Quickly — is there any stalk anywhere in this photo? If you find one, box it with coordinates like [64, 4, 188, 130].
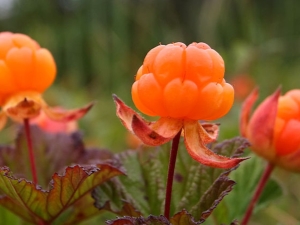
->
[23, 118, 38, 184]
[164, 130, 182, 219]
[241, 162, 274, 225]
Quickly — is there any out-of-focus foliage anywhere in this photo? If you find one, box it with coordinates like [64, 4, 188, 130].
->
[1, 0, 300, 149]
[1, 0, 299, 92]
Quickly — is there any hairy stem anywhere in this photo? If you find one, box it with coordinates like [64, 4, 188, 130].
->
[164, 130, 182, 219]
[24, 118, 38, 184]
[241, 162, 274, 225]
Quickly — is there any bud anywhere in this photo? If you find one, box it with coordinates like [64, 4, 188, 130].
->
[240, 88, 300, 172]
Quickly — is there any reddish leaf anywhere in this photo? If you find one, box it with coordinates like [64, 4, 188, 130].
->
[184, 120, 248, 168]
[107, 217, 135, 225]
[0, 167, 48, 222]
[106, 211, 199, 225]
[106, 215, 171, 225]
[0, 164, 123, 223]
[0, 125, 114, 188]
[98, 201, 142, 217]
[229, 220, 239, 225]
[170, 210, 198, 225]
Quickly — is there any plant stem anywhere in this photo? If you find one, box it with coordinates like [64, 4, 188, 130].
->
[24, 118, 38, 184]
[241, 162, 274, 225]
[164, 129, 182, 220]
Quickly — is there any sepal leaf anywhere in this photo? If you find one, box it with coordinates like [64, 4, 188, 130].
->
[113, 94, 143, 132]
[43, 101, 94, 122]
[113, 95, 182, 146]
[2, 92, 45, 122]
[184, 120, 248, 168]
[200, 123, 219, 144]
[131, 115, 182, 146]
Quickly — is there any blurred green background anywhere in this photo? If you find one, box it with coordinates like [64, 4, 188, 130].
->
[1, 0, 300, 224]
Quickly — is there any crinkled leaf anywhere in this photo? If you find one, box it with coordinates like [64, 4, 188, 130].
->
[106, 215, 170, 225]
[223, 220, 239, 225]
[190, 169, 236, 222]
[99, 201, 142, 217]
[93, 151, 148, 216]
[0, 125, 113, 188]
[170, 210, 198, 225]
[93, 137, 249, 223]
[0, 164, 123, 224]
[93, 180, 142, 217]
[106, 210, 200, 225]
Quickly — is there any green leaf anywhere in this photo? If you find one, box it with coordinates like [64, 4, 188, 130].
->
[93, 137, 249, 223]
[0, 203, 23, 225]
[258, 178, 282, 208]
[214, 154, 283, 224]
[0, 164, 123, 224]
